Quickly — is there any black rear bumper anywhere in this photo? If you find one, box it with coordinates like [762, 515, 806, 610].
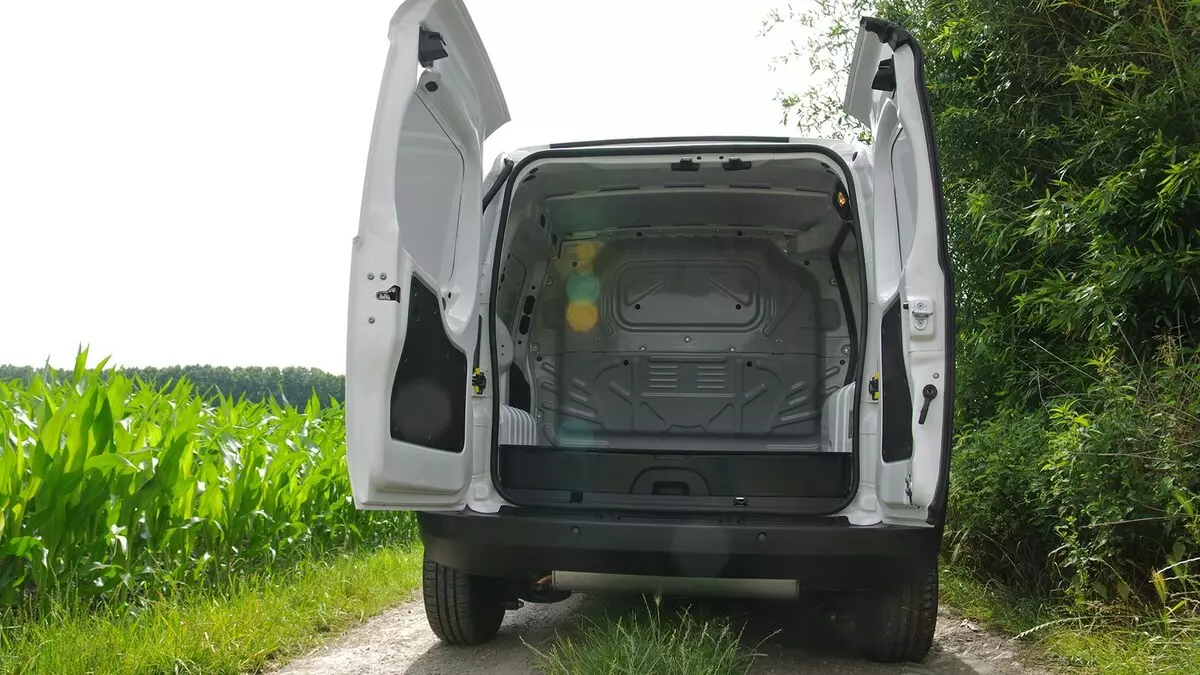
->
[419, 509, 941, 591]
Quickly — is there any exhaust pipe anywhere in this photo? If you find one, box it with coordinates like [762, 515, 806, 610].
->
[550, 571, 798, 599]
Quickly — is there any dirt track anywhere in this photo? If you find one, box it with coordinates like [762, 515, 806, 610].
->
[278, 594, 1049, 675]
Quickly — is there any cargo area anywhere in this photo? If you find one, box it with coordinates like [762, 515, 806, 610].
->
[491, 149, 864, 511]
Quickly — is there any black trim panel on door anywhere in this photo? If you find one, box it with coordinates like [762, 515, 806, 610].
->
[389, 276, 467, 452]
[880, 299, 913, 462]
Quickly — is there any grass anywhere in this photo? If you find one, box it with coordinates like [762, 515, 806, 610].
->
[528, 596, 762, 675]
[0, 355, 415, 610]
[0, 546, 422, 675]
[941, 565, 1200, 675]
[530, 568, 1199, 675]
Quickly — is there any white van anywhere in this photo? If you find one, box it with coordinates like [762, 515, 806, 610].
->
[345, 0, 953, 663]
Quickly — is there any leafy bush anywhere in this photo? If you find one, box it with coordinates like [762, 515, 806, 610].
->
[893, 0, 1200, 420]
[768, 0, 1200, 629]
[898, 0, 1200, 615]
[948, 341, 1200, 611]
[0, 352, 411, 611]
[945, 410, 1056, 589]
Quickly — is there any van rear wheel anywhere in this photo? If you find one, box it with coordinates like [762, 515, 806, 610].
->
[422, 557, 506, 645]
[857, 567, 938, 663]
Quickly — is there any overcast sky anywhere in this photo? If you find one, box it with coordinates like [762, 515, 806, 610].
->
[0, 1, 810, 373]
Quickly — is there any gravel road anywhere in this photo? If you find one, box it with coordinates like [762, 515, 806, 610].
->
[278, 593, 1048, 675]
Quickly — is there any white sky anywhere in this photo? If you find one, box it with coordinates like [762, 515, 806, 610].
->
[0, 1, 809, 374]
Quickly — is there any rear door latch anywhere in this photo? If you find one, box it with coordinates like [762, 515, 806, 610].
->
[909, 297, 934, 332]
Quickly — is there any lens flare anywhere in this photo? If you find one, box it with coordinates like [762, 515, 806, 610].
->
[557, 418, 596, 444]
[566, 300, 599, 332]
[573, 241, 599, 263]
[569, 241, 600, 273]
[565, 273, 601, 303]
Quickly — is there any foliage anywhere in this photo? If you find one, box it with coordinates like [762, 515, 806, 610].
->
[769, 0, 1200, 408]
[940, 565, 1200, 675]
[894, 0, 1200, 422]
[761, 0, 872, 140]
[0, 351, 411, 611]
[897, 0, 1200, 613]
[948, 341, 1200, 610]
[0, 547, 422, 675]
[769, 0, 1200, 640]
[0, 363, 345, 410]
[529, 596, 759, 675]
[943, 409, 1056, 589]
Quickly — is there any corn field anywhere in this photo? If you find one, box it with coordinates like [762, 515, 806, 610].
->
[0, 352, 414, 610]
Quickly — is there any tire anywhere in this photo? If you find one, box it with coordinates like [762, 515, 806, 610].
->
[422, 557, 506, 646]
[857, 567, 938, 663]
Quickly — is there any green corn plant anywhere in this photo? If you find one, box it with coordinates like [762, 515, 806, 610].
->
[0, 351, 415, 612]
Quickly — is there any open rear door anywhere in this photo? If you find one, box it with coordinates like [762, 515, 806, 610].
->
[844, 18, 954, 524]
[346, 0, 508, 509]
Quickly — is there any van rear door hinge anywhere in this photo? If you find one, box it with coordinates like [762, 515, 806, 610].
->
[375, 285, 403, 302]
[418, 28, 449, 67]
